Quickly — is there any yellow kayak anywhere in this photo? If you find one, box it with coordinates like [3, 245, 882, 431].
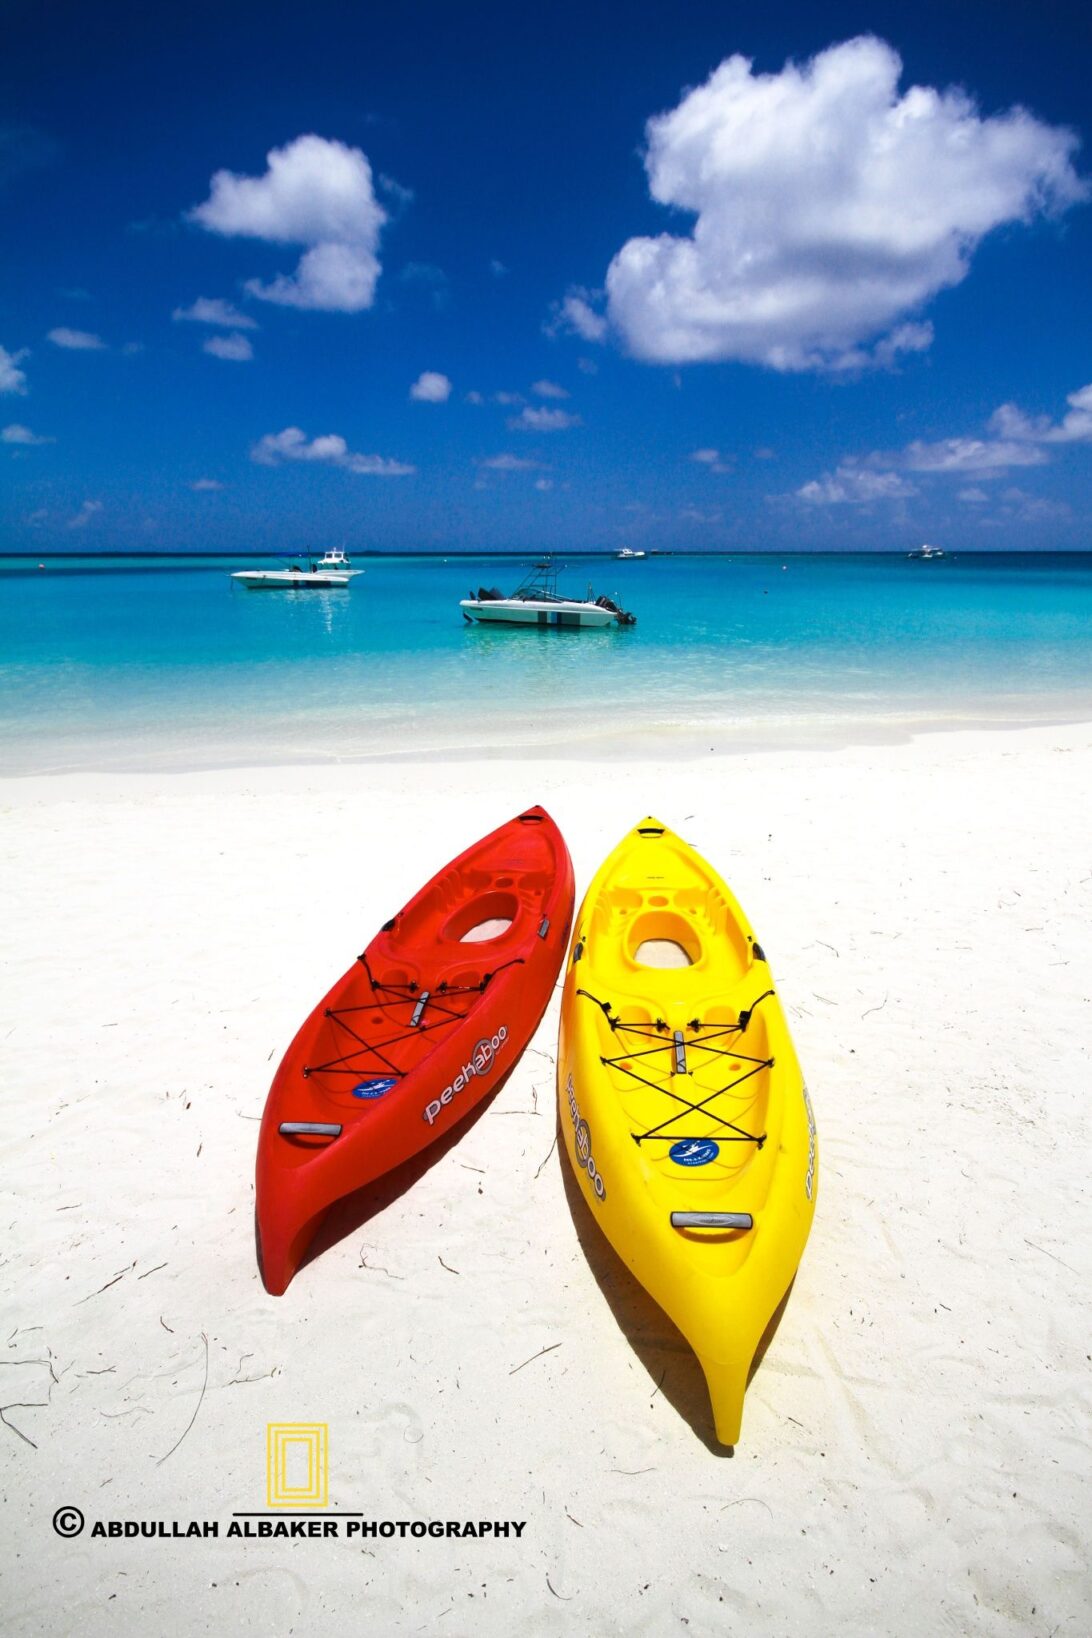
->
[558, 818, 817, 1445]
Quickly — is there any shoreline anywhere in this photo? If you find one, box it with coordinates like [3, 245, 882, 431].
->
[3, 699, 1092, 785]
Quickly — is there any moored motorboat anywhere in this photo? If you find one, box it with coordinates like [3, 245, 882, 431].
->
[256, 806, 575, 1294]
[230, 550, 363, 588]
[907, 543, 945, 560]
[313, 548, 363, 575]
[558, 817, 816, 1446]
[460, 558, 635, 627]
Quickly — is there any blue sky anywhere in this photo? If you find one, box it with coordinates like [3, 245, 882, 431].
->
[2, 0, 1090, 553]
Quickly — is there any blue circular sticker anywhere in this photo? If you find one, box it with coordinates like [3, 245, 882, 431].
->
[669, 1138, 720, 1167]
[352, 1077, 398, 1100]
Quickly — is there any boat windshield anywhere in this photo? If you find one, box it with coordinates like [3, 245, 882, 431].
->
[511, 559, 572, 604]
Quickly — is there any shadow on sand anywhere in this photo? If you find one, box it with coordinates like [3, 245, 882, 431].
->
[557, 1136, 795, 1455]
[264, 1068, 795, 1456]
[286, 1066, 516, 1279]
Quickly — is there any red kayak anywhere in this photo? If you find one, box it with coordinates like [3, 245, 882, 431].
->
[256, 806, 574, 1293]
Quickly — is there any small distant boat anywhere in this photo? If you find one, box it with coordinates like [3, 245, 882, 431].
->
[616, 547, 646, 560]
[313, 548, 363, 575]
[230, 552, 355, 589]
[908, 543, 945, 560]
[460, 558, 636, 628]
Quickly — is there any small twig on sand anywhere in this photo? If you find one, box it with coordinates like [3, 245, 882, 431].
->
[861, 993, 888, 1019]
[1024, 1238, 1076, 1274]
[546, 1575, 573, 1601]
[359, 1250, 403, 1279]
[1, 1402, 47, 1448]
[509, 1342, 561, 1376]
[156, 1332, 209, 1467]
[438, 1256, 461, 1276]
[76, 1262, 136, 1305]
[1, 1357, 59, 1447]
[534, 1133, 558, 1181]
[722, 1497, 773, 1518]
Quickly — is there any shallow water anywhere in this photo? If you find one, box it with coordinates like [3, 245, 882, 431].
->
[2, 551, 1090, 772]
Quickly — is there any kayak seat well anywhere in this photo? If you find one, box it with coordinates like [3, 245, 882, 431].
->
[628, 910, 702, 968]
[443, 890, 521, 944]
[587, 885, 748, 982]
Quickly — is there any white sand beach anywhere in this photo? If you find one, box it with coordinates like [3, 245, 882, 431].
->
[2, 721, 1090, 1636]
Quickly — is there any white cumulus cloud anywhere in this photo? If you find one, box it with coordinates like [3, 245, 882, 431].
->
[599, 36, 1087, 371]
[798, 379, 1092, 494]
[797, 464, 917, 504]
[988, 382, 1092, 445]
[0, 344, 29, 393]
[2, 423, 53, 445]
[67, 499, 103, 529]
[190, 477, 224, 491]
[550, 288, 608, 343]
[508, 406, 582, 432]
[410, 371, 452, 402]
[691, 447, 733, 473]
[901, 437, 1047, 474]
[189, 135, 388, 313]
[48, 327, 106, 350]
[203, 332, 254, 362]
[252, 426, 414, 476]
[479, 453, 544, 472]
[173, 297, 258, 329]
[531, 379, 569, 399]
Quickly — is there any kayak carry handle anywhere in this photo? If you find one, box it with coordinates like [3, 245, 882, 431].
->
[670, 1211, 753, 1231]
[410, 991, 430, 1027]
[279, 1122, 342, 1138]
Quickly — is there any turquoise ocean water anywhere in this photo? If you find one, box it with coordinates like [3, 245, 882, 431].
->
[1, 553, 1091, 773]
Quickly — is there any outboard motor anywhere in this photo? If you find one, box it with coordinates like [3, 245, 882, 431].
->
[594, 594, 636, 625]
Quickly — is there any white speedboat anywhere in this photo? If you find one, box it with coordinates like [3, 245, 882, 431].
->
[615, 547, 646, 560]
[908, 543, 945, 560]
[313, 548, 362, 575]
[230, 553, 352, 589]
[460, 559, 636, 628]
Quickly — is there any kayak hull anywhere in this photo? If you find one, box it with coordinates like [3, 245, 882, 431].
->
[558, 818, 817, 1445]
[257, 807, 574, 1293]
